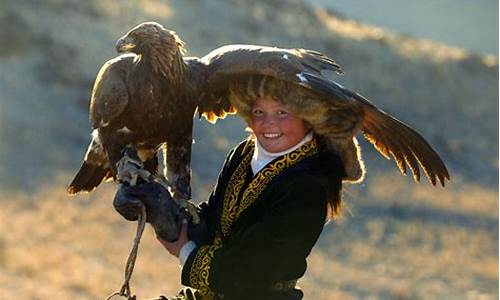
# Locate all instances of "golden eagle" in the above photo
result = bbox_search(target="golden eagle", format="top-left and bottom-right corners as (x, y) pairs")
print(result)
(68, 22), (448, 209)
(66, 22), (235, 220)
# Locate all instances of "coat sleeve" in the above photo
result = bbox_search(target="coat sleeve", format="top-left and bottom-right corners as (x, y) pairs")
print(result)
(182, 175), (328, 295)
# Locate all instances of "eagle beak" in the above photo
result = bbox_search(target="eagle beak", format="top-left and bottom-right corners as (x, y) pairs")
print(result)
(116, 36), (135, 53)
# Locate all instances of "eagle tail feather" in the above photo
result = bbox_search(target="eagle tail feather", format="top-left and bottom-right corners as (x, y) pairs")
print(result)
(67, 162), (109, 194)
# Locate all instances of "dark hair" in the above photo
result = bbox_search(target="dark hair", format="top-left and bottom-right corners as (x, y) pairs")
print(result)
(316, 134), (346, 222)
(325, 176), (343, 222)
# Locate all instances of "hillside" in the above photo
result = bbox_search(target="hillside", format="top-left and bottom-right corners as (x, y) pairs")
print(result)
(0, 0), (497, 299)
(0, 0), (498, 192)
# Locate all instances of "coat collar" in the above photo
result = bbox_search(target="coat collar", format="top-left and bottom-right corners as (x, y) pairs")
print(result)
(221, 138), (318, 237)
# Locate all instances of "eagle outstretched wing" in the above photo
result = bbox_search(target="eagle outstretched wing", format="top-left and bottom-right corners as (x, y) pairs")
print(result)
(194, 44), (344, 123)
(201, 44), (343, 84)
(196, 44), (450, 186)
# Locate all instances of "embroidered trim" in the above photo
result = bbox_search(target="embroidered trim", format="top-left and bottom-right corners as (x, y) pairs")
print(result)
(238, 139), (317, 219)
(199, 288), (215, 300)
(221, 143), (254, 235)
(188, 245), (220, 297)
(189, 139), (317, 299)
(189, 238), (222, 300)
(221, 139), (318, 236)
(213, 235), (222, 246)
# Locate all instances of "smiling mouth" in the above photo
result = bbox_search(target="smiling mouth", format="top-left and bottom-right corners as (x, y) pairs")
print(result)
(263, 133), (282, 139)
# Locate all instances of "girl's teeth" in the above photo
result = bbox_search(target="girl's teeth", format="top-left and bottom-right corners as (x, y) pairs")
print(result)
(264, 133), (281, 138)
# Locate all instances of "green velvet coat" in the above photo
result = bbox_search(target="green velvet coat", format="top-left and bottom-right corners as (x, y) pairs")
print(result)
(180, 137), (344, 300)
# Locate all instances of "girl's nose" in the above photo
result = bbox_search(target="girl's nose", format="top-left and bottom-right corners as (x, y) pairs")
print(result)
(262, 114), (277, 126)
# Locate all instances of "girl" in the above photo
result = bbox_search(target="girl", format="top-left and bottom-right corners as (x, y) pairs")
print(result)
(116, 76), (346, 300)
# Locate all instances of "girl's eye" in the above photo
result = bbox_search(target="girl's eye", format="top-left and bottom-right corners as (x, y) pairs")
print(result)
(252, 109), (263, 116)
(277, 110), (288, 117)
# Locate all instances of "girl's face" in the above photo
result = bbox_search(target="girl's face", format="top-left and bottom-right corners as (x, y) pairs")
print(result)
(249, 97), (308, 153)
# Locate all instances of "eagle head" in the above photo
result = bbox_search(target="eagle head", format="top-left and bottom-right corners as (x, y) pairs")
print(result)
(115, 22), (187, 80)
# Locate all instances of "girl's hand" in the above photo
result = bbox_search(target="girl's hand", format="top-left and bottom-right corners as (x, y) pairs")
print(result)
(157, 219), (189, 257)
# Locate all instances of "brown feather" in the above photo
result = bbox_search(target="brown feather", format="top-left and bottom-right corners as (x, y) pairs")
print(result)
(197, 44), (345, 124)
(201, 42), (450, 186)
(70, 22), (195, 196)
(362, 106), (449, 186)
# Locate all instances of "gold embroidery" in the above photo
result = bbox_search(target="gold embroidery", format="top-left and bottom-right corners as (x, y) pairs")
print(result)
(221, 139), (318, 236)
(189, 245), (220, 297)
(221, 142), (254, 236)
(189, 139), (318, 299)
(213, 235), (222, 246)
(198, 287), (215, 300)
(237, 139), (318, 219)
(190, 245), (221, 300)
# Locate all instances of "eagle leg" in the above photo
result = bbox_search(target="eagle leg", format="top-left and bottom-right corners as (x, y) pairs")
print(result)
(163, 133), (200, 224)
(178, 197), (200, 225)
(116, 146), (152, 186)
(171, 178), (199, 224)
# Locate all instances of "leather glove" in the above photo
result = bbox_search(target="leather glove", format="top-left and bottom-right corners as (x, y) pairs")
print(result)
(113, 182), (184, 242)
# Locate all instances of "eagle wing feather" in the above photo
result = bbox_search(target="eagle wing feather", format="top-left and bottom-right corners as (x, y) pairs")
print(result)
(292, 71), (450, 186)
(89, 56), (130, 129)
(202, 44), (343, 85)
(196, 44), (344, 123)
(361, 103), (450, 186)
(196, 44), (450, 186)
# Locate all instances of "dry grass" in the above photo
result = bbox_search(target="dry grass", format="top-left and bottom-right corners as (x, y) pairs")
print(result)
(0, 173), (497, 299)
(298, 171), (499, 299)
(367, 172), (498, 218)
(0, 182), (183, 299)
(304, 221), (497, 299)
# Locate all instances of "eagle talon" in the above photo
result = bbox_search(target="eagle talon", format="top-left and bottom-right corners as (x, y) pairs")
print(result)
(174, 194), (200, 225)
(116, 153), (152, 186)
